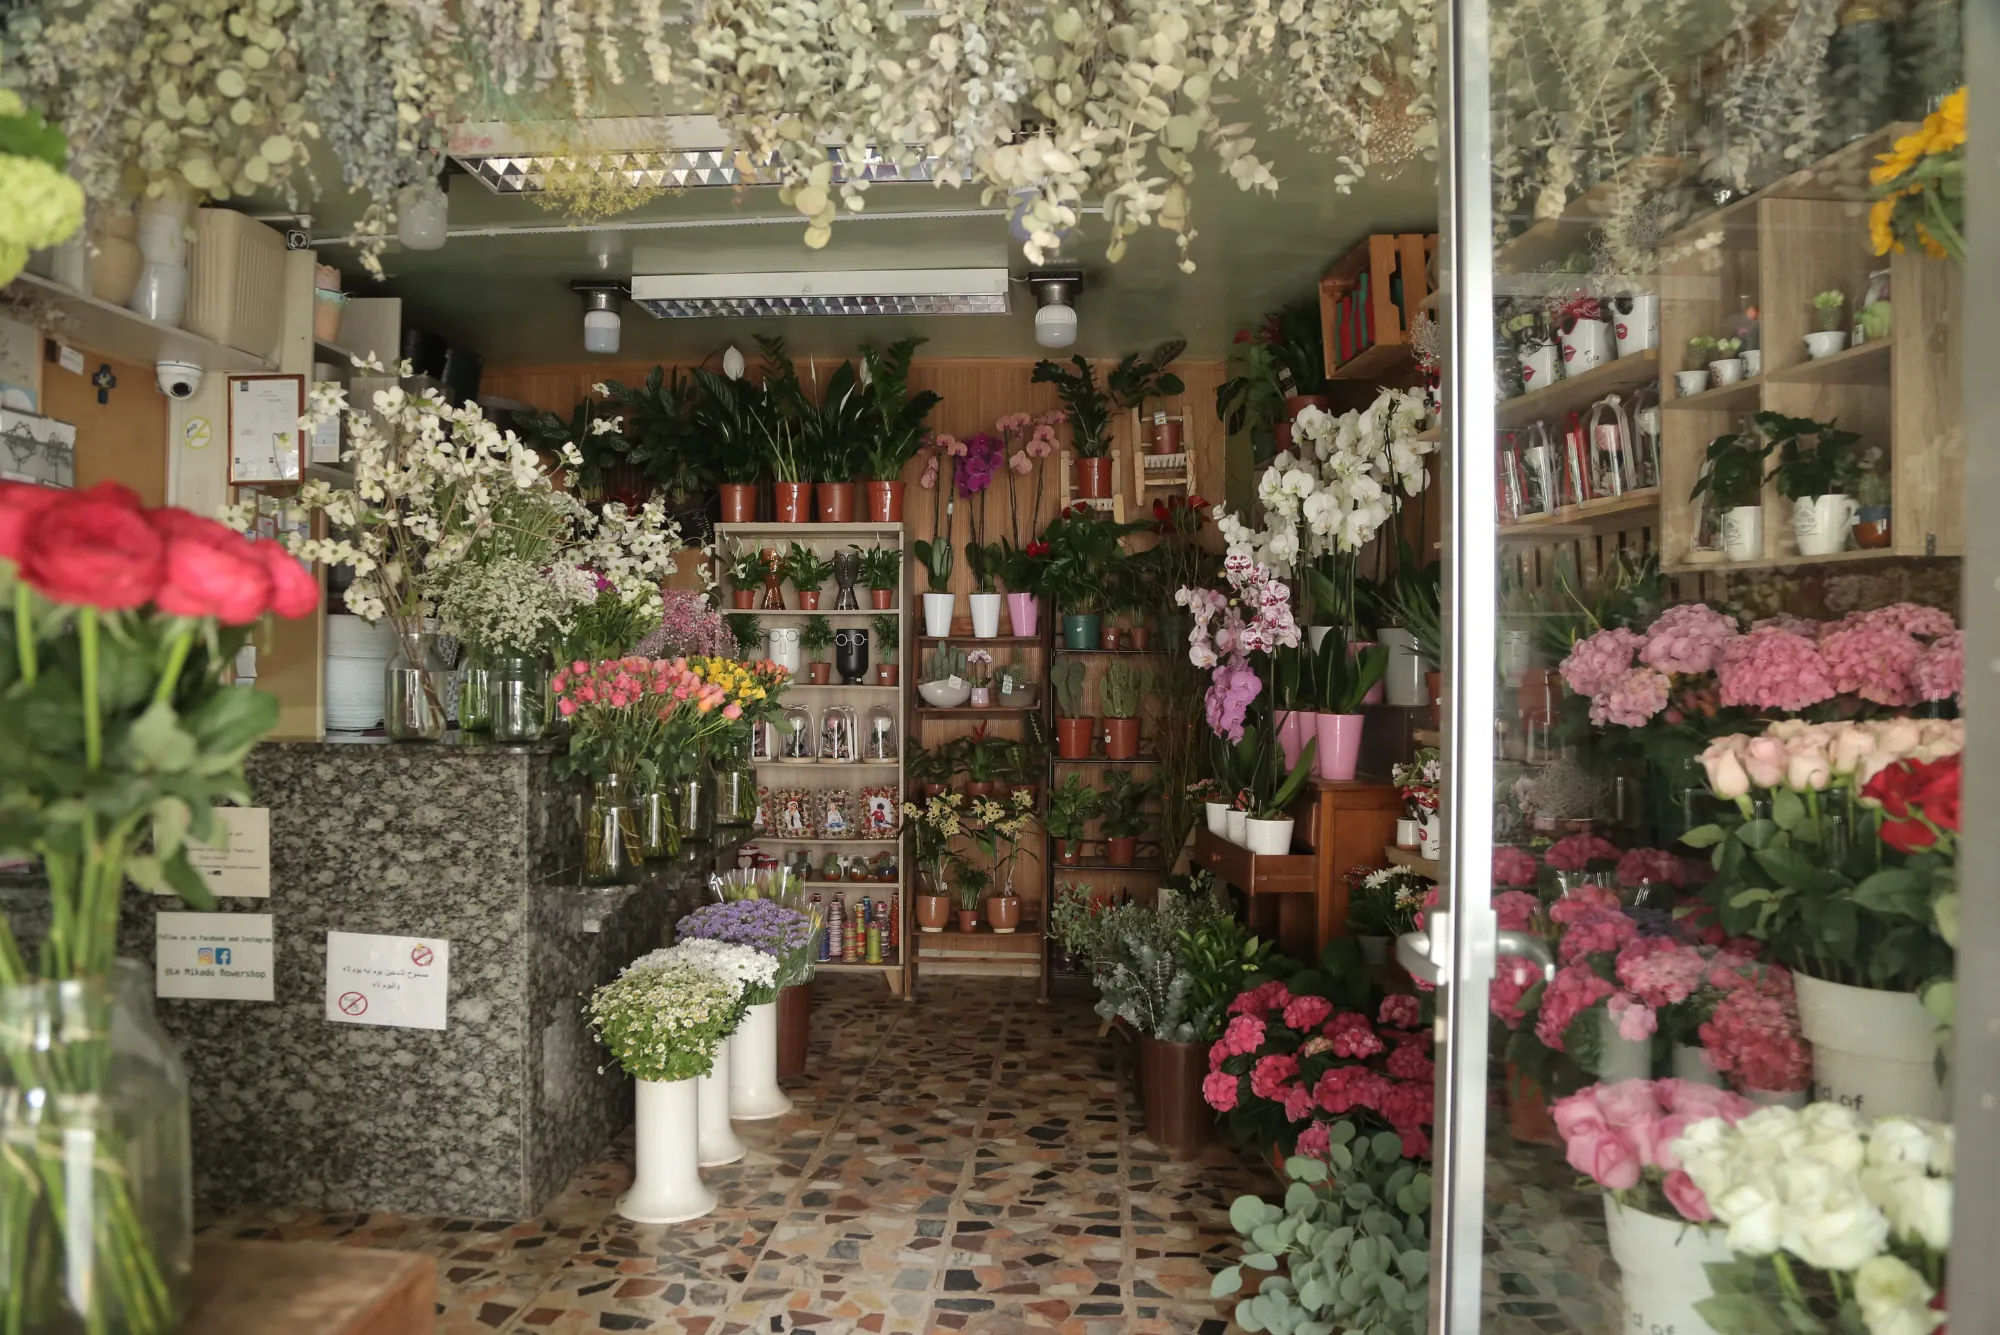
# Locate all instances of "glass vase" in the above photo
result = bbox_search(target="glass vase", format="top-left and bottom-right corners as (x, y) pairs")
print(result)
(673, 767), (715, 843)
(384, 629), (449, 741)
(489, 654), (549, 743)
(713, 762), (756, 828)
(639, 784), (680, 863)
(456, 646), (493, 733)
(583, 772), (642, 885)
(0, 960), (193, 1335)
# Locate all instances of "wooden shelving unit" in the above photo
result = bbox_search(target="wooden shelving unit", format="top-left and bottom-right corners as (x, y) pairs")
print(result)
(713, 520), (911, 997)
(1499, 488), (1659, 539)
(1383, 845), (1441, 881)
(1495, 348), (1659, 430)
(13, 271), (277, 373)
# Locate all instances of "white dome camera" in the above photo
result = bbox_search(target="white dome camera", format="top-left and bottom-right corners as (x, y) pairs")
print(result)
(156, 360), (203, 400)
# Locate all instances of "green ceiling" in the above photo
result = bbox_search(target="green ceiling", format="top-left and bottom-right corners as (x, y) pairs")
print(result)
(311, 128), (1439, 368)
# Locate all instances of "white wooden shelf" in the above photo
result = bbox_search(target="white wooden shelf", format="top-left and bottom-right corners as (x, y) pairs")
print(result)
(15, 272), (275, 373)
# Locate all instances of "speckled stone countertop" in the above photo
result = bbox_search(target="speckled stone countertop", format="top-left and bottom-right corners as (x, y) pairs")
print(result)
(2, 738), (724, 1219)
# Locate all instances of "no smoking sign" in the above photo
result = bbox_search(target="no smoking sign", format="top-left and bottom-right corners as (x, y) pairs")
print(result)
(337, 991), (368, 1016)
(324, 931), (450, 1031)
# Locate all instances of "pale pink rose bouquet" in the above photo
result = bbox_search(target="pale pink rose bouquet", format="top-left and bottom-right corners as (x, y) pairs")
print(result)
(1698, 718), (1963, 804)
(1551, 1078), (1757, 1223)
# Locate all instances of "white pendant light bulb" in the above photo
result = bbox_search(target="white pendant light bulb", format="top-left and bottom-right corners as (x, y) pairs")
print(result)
(573, 282), (626, 356)
(397, 181), (448, 251)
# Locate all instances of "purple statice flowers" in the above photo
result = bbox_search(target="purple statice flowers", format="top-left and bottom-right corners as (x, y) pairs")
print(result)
(677, 898), (813, 957)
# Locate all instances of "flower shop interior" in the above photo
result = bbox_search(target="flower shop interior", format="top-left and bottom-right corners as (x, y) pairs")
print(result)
(0, 0), (1988, 1333)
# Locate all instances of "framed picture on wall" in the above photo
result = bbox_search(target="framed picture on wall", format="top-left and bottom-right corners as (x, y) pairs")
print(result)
(227, 374), (306, 486)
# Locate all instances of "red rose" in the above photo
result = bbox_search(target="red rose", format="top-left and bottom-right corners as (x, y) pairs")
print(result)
(254, 541), (320, 619)
(0, 481), (65, 565)
(18, 482), (163, 610)
(149, 508), (272, 624)
(1914, 755), (1960, 833)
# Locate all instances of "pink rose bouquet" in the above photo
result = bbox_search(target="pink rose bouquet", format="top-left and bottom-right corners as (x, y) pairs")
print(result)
(1551, 1078), (1757, 1222)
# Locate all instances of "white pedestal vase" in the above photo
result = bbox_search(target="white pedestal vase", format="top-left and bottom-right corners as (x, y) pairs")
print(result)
(922, 592), (957, 638)
(617, 1076), (716, 1224)
(1793, 975), (1947, 1118)
(728, 1000), (794, 1120)
(1604, 1198), (1735, 1335)
(967, 592), (1003, 638)
(696, 1041), (748, 1167)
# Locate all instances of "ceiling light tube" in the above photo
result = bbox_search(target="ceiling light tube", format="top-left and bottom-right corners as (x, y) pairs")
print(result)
(630, 269), (1010, 318)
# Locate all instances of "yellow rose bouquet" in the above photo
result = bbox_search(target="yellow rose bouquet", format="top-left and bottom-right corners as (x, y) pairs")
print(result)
(1870, 87), (1965, 263)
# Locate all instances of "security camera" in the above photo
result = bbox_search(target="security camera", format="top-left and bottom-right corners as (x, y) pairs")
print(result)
(156, 360), (203, 399)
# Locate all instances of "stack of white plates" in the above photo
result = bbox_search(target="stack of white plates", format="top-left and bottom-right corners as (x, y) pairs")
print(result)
(326, 615), (395, 732)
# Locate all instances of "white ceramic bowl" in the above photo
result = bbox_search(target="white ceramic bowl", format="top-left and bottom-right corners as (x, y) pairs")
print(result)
(918, 678), (973, 709)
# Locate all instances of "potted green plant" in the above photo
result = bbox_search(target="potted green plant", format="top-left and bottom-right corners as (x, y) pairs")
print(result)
(1304, 626), (1386, 782)
(1032, 355), (1117, 497)
(857, 338), (942, 521)
(1242, 723), (1319, 855)
(856, 544), (901, 609)
(784, 541), (834, 610)
(799, 358), (868, 522)
(1098, 771), (1154, 867)
(914, 444), (957, 636)
(902, 791), (964, 930)
(870, 612), (901, 685)
(799, 615), (835, 684)
(749, 335), (811, 522)
(1038, 508), (1141, 648)
(1265, 299), (1337, 444)
(1051, 657), (1093, 759)
(1708, 336), (1746, 386)
(1107, 339), (1188, 454)
(1046, 773), (1102, 866)
(690, 354), (765, 521)
(964, 647), (995, 708)
(1689, 425), (1778, 562)
(908, 742), (952, 800)
(1674, 335), (1716, 397)
(1762, 410), (1864, 558)
(727, 613), (763, 660)
(1378, 537), (1440, 707)
(951, 857), (990, 933)
(1101, 660), (1149, 759)
(725, 543), (768, 609)
(1215, 335), (1286, 458)
(596, 366), (716, 541)
(996, 651), (1038, 710)
(1807, 290), (1849, 358)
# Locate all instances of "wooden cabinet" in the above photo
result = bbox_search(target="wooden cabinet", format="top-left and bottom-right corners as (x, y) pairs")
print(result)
(1198, 780), (1402, 959)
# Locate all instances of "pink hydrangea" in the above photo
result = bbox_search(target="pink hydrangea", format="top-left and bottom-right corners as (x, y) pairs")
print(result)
(1293, 1120), (1332, 1159)
(1639, 603), (1741, 675)
(1547, 883), (1621, 919)
(1855, 601), (1956, 640)
(1544, 834), (1623, 872)
(1535, 964), (1618, 1051)
(1494, 890), (1541, 932)
(1202, 1070), (1240, 1112)
(1218, 1014), (1267, 1057)
(1313, 1064), (1387, 1115)
(1606, 993), (1658, 1042)
(1283, 994), (1334, 1031)
(1819, 619), (1923, 706)
(1699, 975), (1810, 1094)
(1716, 629), (1837, 712)
(1386, 1039), (1435, 1082)
(1229, 980), (1292, 1018)
(1913, 631), (1964, 702)
(1490, 955), (1539, 1028)
(1282, 1084), (1317, 1122)
(1592, 666), (1671, 727)
(1492, 845), (1539, 888)
(1325, 1012), (1385, 1059)
(1615, 847), (1687, 889)
(1250, 1053), (1300, 1100)
(1378, 995), (1421, 1029)
(1556, 907), (1639, 964)
(1615, 938), (1708, 1008)
(1560, 627), (1644, 699)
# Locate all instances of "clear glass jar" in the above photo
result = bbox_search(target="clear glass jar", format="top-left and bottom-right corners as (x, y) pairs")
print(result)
(712, 739), (756, 827)
(583, 772), (642, 885)
(489, 654), (549, 743)
(862, 706), (898, 762)
(384, 629), (449, 741)
(638, 783), (679, 863)
(778, 705), (816, 762)
(456, 645), (493, 733)
(0, 959), (193, 1335)
(673, 767), (715, 843)
(819, 705), (859, 763)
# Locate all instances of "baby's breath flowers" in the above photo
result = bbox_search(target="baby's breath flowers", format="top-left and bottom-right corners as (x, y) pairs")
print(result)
(586, 962), (740, 1083)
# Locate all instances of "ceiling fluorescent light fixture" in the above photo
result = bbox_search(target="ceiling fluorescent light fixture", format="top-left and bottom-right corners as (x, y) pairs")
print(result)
(631, 269), (1010, 318)
(456, 146), (945, 194)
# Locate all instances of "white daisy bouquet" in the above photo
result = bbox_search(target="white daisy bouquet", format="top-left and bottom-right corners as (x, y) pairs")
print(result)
(586, 962), (740, 1084)
(630, 938), (781, 1010)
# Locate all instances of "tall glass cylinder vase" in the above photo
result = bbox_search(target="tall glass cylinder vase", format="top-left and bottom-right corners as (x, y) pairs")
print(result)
(456, 646), (493, 733)
(385, 630), (449, 741)
(673, 765), (715, 843)
(584, 772), (642, 885)
(0, 960), (193, 1335)
(713, 758), (756, 828)
(489, 654), (549, 743)
(639, 783), (680, 863)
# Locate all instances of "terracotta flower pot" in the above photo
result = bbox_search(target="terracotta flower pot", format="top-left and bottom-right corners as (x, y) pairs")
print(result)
(1272, 419), (1294, 453)
(1138, 1036), (1213, 1157)
(915, 893), (951, 933)
(870, 589), (894, 610)
(1103, 717), (1140, 759)
(866, 480), (905, 522)
(774, 482), (811, 523)
(816, 482), (856, 523)
(1056, 716), (1097, 760)
(731, 589), (755, 609)
(1854, 517), (1893, 549)
(1150, 419), (1183, 456)
(1506, 1062), (1560, 1146)
(876, 664), (899, 686)
(1009, 782), (1040, 808)
(986, 895), (1021, 933)
(1056, 839), (1081, 866)
(955, 909), (981, 933)
(1102, 626), (1124, 651)
(797, 590), (821, 611)
(807, 662), (831, 685)
(1106, 836), (1138, 867)
(966, 780), (997, 801)
(776, 982), (812, 1079)
(1285, 393), (1332, 423)
(1074, 456), (1113, 498)
(1427, 670), (1443, 730)
(718, 483), (758, 523)
(1129, 626), (1151, 650)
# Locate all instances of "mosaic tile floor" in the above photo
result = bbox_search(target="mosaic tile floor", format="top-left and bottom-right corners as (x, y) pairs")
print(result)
(203, 976), (1271, 1335)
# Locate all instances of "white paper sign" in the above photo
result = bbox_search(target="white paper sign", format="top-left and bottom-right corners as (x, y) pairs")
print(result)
(324, 931), (449, 1031)
(156, 912), (275, 1001)
(172, 806), (271, 899)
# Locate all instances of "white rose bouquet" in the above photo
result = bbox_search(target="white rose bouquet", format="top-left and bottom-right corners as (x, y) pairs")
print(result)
(1674, 1105), (1951, 1335)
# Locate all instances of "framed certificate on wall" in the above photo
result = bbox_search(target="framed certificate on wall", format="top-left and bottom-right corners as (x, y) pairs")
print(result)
(227, 374), (306, 486)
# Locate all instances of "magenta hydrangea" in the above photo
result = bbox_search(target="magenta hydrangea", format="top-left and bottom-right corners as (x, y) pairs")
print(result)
(1492, 845), (1539, 888)
(1535, 964), (1618, 1052)
(1494, 890), (1541, 932)
(1715, 628), (1837, 712)
(1544, 833), (1623, 872)
(1615, 847), (1687, 890)
(1638, 603), (1740, 675)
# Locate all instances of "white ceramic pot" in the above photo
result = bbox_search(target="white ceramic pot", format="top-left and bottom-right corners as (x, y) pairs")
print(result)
(1675, 370), (1709, 398)
(1204, 802), (1230, 837)
(1306, 625), (1332, 652)
(1742, 349), (1763, 377)
(696, 1040), (748, 1167)
(1594, 1021), (1652, 1084)
(1611, 294), (1659, 356)
(1559, 318), (1615, 374)
(129, 261), (188, 327)
(1395, 818), (1421, 849)
(617, 1076), (716, 1224)
(1604, 1198), (1735, 1335)
(1672, 1043), (1726, 1089)
(728, 1000), (794, 1121)
(1793, 974), (1947, 1118)
(1378, 628), (1429, 707)
(1709, 357), (1746, 386)
(766, 627), (802, 675)
(1498, 630), (1533, 682)
(967, 592), (1003, 638)
(921, 592), (957, 638)
(1243, 817), (1295, 856)
(1417, 813), (1441, 859)
(1792, 494), (1859, 557)
(1518, 342), (1561, 390)
(1721, 506), (1764, 562)
(1805, 330), (1849, 360)
(1225, 809), (1248, 845)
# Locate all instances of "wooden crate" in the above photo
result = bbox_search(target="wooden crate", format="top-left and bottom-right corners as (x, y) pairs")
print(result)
(1320, 233), (1437, 382)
